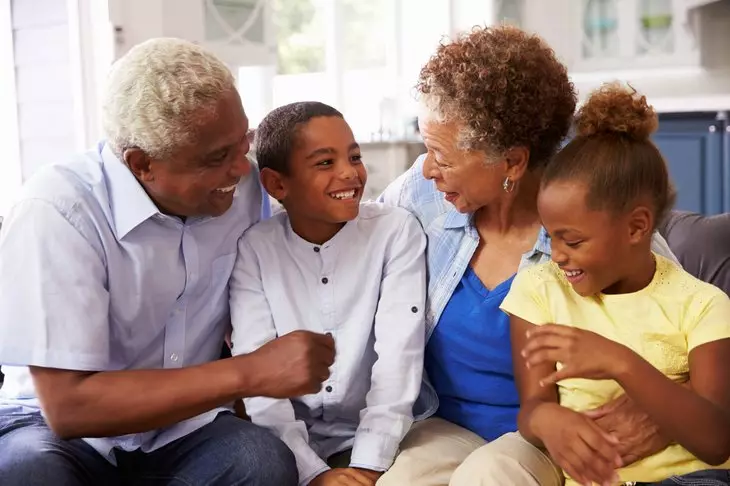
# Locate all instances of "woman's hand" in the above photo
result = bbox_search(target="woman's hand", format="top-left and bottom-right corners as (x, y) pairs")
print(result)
(521, 324), (635, 385)
(531, 402), (621, 486)
(585, 394), (670, 466)
(309, 468), (382, 486)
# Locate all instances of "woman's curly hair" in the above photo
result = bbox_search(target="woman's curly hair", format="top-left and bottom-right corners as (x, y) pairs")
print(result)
(417, 25), (577, 169)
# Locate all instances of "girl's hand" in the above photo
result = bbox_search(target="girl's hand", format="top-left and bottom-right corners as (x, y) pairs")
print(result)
(522, 324), (635, 385)
(532, 402), (622, 486)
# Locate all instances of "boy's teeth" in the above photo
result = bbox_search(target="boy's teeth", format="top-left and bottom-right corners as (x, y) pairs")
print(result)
(331, 190), (356, 199)
(215, 184), (236, 193)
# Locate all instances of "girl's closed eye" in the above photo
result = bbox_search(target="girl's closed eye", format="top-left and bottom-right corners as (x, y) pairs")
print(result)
(565, 240), (583, 248)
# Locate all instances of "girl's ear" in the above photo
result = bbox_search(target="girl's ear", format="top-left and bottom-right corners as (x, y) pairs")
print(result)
(260, 168), (288, 202)
(627, 205), (653, 244)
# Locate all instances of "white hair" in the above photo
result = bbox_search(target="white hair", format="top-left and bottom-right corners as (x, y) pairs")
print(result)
(102, 38), (236, 159)
(418, 96), (497, 158)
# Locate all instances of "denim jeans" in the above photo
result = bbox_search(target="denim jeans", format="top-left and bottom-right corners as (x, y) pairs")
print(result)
(0, 411), (298, 486)
(639, 469), (730, 485)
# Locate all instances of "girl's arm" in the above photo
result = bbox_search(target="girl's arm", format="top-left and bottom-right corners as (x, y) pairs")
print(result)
(612, 338), (730, 465)
(511, 316), (621, 485)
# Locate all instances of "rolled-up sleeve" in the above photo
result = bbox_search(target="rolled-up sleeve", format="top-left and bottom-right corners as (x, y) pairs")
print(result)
(349, 213), (427, 471)
(0, 199), (110, 370)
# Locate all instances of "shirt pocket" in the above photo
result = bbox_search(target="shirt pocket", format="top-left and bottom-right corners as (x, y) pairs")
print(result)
(637, 331), (689, 377)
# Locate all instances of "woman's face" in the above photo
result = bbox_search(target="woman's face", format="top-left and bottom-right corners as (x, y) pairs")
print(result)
(419, 118), (506, 213)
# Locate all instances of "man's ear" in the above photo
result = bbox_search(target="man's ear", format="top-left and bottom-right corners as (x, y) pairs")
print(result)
(260, 168), (288, 202)
(628, 205), (653, 245)
(123, 148), (155, 182)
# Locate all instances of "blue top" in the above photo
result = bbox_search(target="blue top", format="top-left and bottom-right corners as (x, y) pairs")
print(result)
(425, 267), (518, 441)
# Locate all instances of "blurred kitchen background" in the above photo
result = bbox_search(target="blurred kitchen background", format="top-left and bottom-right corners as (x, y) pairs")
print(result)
(1, 0), (729, 216)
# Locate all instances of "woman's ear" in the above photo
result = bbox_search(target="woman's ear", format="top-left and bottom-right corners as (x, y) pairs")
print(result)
(260, 168), (287, 202)
(504, 146), (531, 181)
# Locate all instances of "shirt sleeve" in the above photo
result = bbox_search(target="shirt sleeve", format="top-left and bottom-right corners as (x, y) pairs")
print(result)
(230, 236), (329, 486)
(377, 156), (424, 207)
(499, 266), (552, 326)
(0, 199), (110, 370)
(350, 213), (427, 471)
(685, 287), (730, 352)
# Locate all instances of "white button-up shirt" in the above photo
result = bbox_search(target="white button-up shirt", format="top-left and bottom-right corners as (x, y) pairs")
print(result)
(230, 202), (427, 485)
(0, 142), (269, 462)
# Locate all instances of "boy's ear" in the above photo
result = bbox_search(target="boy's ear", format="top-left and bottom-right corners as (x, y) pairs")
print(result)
(627, 205), (653, 245)
(260, 168), (287, 202)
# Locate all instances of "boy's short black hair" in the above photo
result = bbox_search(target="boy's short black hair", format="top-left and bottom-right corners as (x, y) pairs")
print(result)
(254, 101), (344, 175)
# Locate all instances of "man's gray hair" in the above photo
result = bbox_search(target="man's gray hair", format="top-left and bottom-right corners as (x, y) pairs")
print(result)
(101, 38), (236, 159)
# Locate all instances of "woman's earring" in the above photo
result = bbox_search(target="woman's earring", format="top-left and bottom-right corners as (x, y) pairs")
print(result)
(502, 177), (515, 193)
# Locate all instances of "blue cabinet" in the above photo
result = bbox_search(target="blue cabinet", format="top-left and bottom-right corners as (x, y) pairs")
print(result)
(653, 113), (728, 215)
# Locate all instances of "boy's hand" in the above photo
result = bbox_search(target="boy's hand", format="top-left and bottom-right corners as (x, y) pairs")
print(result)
(521, 324), (634, 384)
(309, 468), (381, 486)
(532, 402), (621, 486)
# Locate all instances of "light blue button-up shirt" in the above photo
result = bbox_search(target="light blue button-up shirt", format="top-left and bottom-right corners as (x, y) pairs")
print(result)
(0, 142), (270, 463)
(379, 155), (679, 423)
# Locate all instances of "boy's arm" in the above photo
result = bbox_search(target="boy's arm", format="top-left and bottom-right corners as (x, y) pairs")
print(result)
(230, 237), (330, 485)
(349, 214), (427, 472)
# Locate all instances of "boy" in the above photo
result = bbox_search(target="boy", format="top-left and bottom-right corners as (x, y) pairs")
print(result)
(229, 102), (427, 486)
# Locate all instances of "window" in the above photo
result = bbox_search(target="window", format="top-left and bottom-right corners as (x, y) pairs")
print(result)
(237, 0), (451, 142)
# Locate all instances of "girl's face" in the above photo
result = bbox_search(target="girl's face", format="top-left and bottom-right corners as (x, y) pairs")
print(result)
(538, 179), (653, 296)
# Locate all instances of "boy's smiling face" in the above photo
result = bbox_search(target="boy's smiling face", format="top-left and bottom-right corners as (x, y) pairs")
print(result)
(262, 116), (367, 244)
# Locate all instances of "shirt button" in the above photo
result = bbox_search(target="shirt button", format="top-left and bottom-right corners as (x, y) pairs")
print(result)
(325, 386), (333, 392)
(411, 306), (418, 313)
(170, 353), (179, 362)
(321, 277), (329, 284)
(313, 247), (320, 253)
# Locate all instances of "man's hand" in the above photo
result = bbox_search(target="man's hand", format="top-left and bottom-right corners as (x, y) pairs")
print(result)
(585, 393), (670, 466)
(309, 468), (382, 486)
(243, 330), (336, 398)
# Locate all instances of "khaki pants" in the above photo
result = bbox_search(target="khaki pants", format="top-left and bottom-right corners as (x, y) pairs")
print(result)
(377, 417), (563, 486)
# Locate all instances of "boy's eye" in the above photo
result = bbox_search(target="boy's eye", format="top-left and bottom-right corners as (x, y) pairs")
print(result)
(351, 154), (363, 163)
(316, 159), (334, 166)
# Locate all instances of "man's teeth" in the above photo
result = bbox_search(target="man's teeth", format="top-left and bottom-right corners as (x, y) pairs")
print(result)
(215, 184), (237, 193)
(565, 269), (583, 277)
(331, 189), (356, 200)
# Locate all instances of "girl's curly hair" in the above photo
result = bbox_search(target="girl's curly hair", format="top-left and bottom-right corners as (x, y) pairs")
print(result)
(417, 25), (577, 169)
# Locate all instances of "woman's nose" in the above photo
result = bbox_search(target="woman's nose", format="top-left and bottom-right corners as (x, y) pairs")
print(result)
(422, 154), (440, 180)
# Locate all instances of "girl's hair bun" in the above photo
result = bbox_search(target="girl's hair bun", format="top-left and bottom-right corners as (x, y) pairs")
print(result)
(576, 82), (658, 141)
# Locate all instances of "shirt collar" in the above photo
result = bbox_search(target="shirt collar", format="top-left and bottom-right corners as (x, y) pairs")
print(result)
(101, 143), (160, 240)
(284, 212), (358, 252)
(444, 205), (551, 258)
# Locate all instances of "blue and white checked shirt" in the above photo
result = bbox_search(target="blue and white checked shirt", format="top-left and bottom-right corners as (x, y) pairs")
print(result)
(0, 142), (270, 463)
(379, 155), (679, 420)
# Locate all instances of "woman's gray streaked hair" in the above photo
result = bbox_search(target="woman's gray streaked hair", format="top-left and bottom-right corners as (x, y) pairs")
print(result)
(101, 38), (236, 159)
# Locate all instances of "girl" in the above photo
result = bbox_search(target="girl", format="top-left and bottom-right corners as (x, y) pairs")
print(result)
(501, 84), (730, 486)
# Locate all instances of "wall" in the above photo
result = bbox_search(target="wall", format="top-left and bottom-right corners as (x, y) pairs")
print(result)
(11, 0), (78, 180)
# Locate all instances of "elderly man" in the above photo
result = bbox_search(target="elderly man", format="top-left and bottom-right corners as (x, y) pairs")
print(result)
(0, 38), (335, 485)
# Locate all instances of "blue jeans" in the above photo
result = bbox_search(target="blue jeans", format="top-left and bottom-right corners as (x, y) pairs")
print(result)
(0, 411), (298, 485)
(640, 469), (730, 485)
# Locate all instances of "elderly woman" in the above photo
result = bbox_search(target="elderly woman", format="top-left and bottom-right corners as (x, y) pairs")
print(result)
(378, 26), (677, 485)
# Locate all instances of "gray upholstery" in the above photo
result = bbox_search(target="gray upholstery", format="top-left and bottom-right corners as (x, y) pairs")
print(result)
(659, 210), (730, 294)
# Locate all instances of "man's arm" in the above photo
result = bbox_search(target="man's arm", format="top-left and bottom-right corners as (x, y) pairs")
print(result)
(350, 213), (427, 472)
(0, 200), (332, 439)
